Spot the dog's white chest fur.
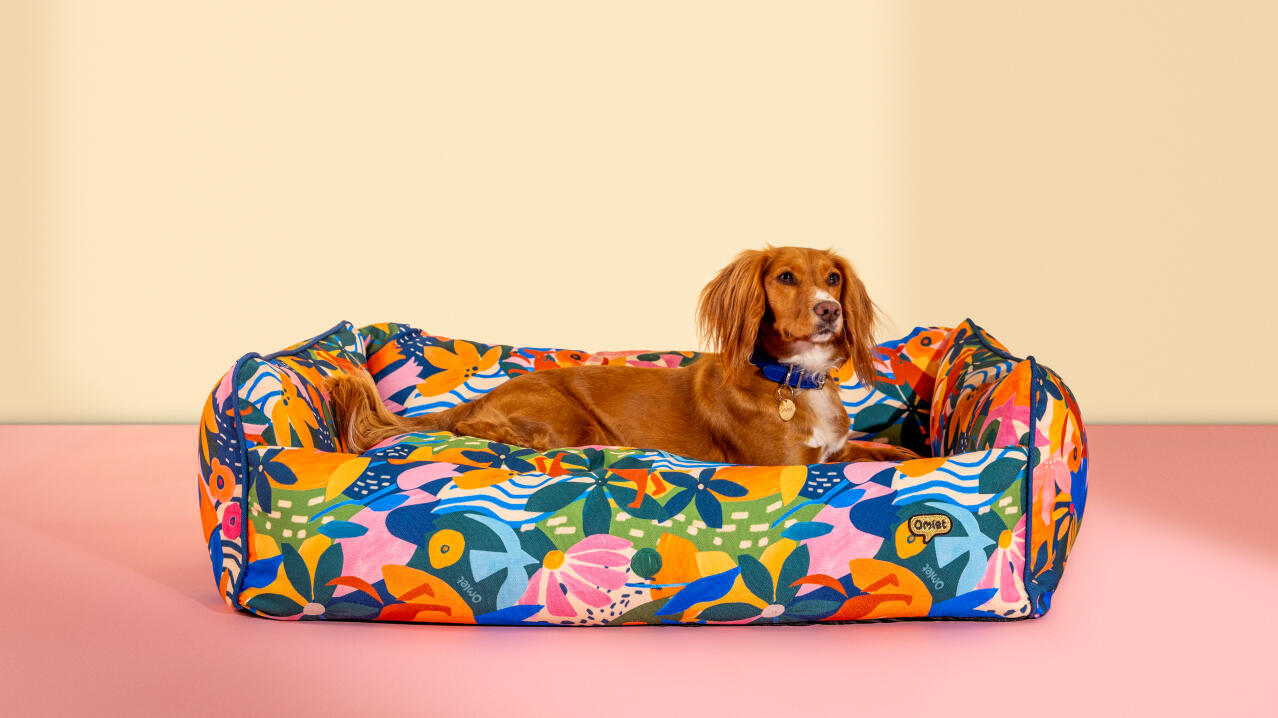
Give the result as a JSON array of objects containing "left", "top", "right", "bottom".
[
  {"left": 800, "top": 389, "right": 849, "bottom": 462},
  {"left": 778, "top": 343, "right": 849, "bottom": 461},
  {"left": 782, "top": 343, "right": 839, "bottom": 375}
]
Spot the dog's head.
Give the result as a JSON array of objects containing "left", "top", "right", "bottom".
[{"left": 697, "top": 246, "right": 877, "bottom": 383}]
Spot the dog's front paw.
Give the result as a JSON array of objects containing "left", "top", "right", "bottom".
[{"left": 837, "top": 440, "right": 923, "bottom": 463}]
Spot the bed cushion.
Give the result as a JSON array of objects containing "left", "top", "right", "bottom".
[{"left": 198, "top": 320, "right": 1087, "bottom": 624}]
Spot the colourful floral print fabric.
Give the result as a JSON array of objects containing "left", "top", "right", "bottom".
[{"left": 198, "top": 319, "right": 1087, "bottom": 624}]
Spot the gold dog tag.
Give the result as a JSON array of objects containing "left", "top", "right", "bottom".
[{"left": 778, "top": 398, "right": 796, "bottom": 421}]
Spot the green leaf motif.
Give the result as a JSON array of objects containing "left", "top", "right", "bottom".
[
  {"left": 978, "top": 420, "right": 1000, "bottom": 450},
  {"left": 281, "top": 543, "right": 313, "bottom": 603},
  {"left": 324, "top": 602, "right": 381, "bottom": 620},
  {"left": 776, "top": 545, "right": 810, "bottom": 605},
  {"left": 853, "top": 403, "right": 903, "bottom": 433},
  {"left": 786, "top": 599, "right": 842, "bottom": 618},
  {"left": 312, "top": 543, "right": 343, "bottom": 604},
  {"left": 698, "top": 602, "right": 763, "bottom": 622},
  {"left": 609, "top": 456, "right": 651, "bottom": 471},
  {"left": 607, "top": 485, "right": 665, "bottom": 520},
  {"left": 525, "top": 480, "right": 590, "bottom": 514},
  {"left": 246, "top": 593, "right": 303, "bottom": 618},
  {"left": 582, "top": 487, "right": 612, "bottom": 536},
  {"left": 737, "top": 554, "right": 775, "bottom": 604},
  {"left": 979, "top": 456, "right": 1025, "bottom": 494}
]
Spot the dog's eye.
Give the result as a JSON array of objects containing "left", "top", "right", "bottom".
[
  {"left": 827, "top": 272, "right": 841, "bottom": 285},
  {"left": 777, "top": 271, "right": 796, "bottom": 285}
]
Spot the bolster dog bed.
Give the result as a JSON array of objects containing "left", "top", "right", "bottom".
[{"left": 198, "top": 319, "right": 1087, "bottom": 624}]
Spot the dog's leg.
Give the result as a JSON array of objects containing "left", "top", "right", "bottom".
[
  {"left": 452, "top": 416, "right": 605, "bottom": 454},
  {"left": 830, "top": 440, "right": 924, "bottom": 463}
]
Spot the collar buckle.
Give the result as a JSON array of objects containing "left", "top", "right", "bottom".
[{"left": 751, "top": 348, "right": 830, "bottom": 391}]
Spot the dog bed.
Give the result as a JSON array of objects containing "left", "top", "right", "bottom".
[{"left": 198, "top": 319, "right": 1087, "bottom": 624}]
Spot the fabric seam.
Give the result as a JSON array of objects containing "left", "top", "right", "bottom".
[
  {"left": 1024, "top": 356, "right": 1040, "bottom": 618},
  {"left": 957, "top": 318, "right": 1037, "bottom": 619},
  {"left": 231, "top": 320, "right": 354, "bottom": 610}
]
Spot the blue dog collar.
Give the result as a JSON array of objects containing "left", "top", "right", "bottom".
[{"left": 749, "top": 349, "right": 828, "bottom": 390}]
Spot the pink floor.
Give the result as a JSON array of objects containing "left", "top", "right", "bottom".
[{"left": 1, "top": 425, "right": 1273, "bottom": 716}]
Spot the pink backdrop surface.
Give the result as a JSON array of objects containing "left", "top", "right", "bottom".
[{"left": 1, "top": 425, "right": 1272, "bottom": 716}]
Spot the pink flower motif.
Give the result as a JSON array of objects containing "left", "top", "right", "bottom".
[
  {"left": 976, "top": 515, "right": 1027, "bottom": 615},
  {"left": 982, "top": 397, "right": 1028, "bottom": 448},
  {"left": 375, "top": 359, "right": 425, "bottom": 412},
  {"left": 801, "top": 480, "right": 892, "bottom": 581},
  {"left": 330, "top": 490, "right": 436, "bottom": 596},
  {"left": 519, "top": 535, "right": 632, "bottom": 618},
  {"left": 396, "top": 462, "right": 462, "bottom": 490},
  {"left": 221, "top": 502, "right": 242, "bottom": 538},
  {"left": 214, "top": 373, "right": 234, "bottom": 406},
  {"left": 241, "top": 422, "right": 268, "bottom": 437},
  {"left": 843, "top": 462, "right": 895, "bottom": 485}
]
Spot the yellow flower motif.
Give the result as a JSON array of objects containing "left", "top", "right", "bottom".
[
  {"left": 429, "top": 529, "right": 465, "bottom": 569},
  {"left": 894, "top": 522, "right": 926, "bottom": 559},
  {"left": 417, "top": 341, "right": 502, "bottom": 397},
  {"left": 271, "top": 374, "right": 320, "bottom": 448}
]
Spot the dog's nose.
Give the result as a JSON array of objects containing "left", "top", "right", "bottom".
[{"left": 814, "top": 301, "right": 841, "bottom": 322}]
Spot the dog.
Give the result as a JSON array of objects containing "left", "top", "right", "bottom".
[{"left": 325, "top": 246, "right": 920, "bottom": 465}]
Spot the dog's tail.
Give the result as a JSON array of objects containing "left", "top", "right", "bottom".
[{"left": 324, "top": 371, "right": 451, "bottom": 454}]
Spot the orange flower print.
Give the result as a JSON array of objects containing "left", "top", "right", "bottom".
[
  {"left": 270, "top": 373, "right": 321, "bottom": 448},
  {"left": 208, "top": 458, "right": 236, "bottom": 503},
  {"left": 417, "top": 341, "right": 502, "bottom": 397}
]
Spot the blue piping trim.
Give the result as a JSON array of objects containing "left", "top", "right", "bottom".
[
  {"left": 962, "top": 317, "right": 1024, "bottom": 364},
  {"left": 263, "top": 320, "right": 353, "bottom": 360},
  {"left": 1024, "top": 355, "right": 1040, "bottom": 618}
]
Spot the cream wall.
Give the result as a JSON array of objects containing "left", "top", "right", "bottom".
[{"left": 3, "top": 1, "right": 1275, "bottom": 424}]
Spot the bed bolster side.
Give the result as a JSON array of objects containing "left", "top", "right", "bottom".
[
  {"left": 1025, "top": 360, "right": 1089, "bottom": 616},
  {"left": 197, "top": 361, "right": 253, "bottom": 609}
]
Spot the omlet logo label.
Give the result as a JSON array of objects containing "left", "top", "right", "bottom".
[
  {"left": 920, "top": 563, "right": 945, "bottom": 590},
  {"left": 454, "top": 576, "right": 483, "bottom": 604},
  {"left": 908, "top": 513, "right": 952, "bottom": 544}
]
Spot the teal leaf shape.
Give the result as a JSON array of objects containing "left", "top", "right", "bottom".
[
  {"left": 317, "top": 521, "right": 368, "bottom": 539},
  {"left": 737, "top": 554, "right": 775, "bottom": 604},
  {"left": 781, "top": 521, "right": 834, "bottom": 541},
  {"left": 697, "top": 602, "right": 762, "bottom": 622},
  {"left": 525, "top": 480, "right": 591, "bottom": 514}
]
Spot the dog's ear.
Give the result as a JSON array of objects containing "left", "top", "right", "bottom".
[
  {"left": 698, "top": 249, "right": 768, "bottom": 377},
  {"left": 832, "top": 255, "right": 879, "bottom": 389}
]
